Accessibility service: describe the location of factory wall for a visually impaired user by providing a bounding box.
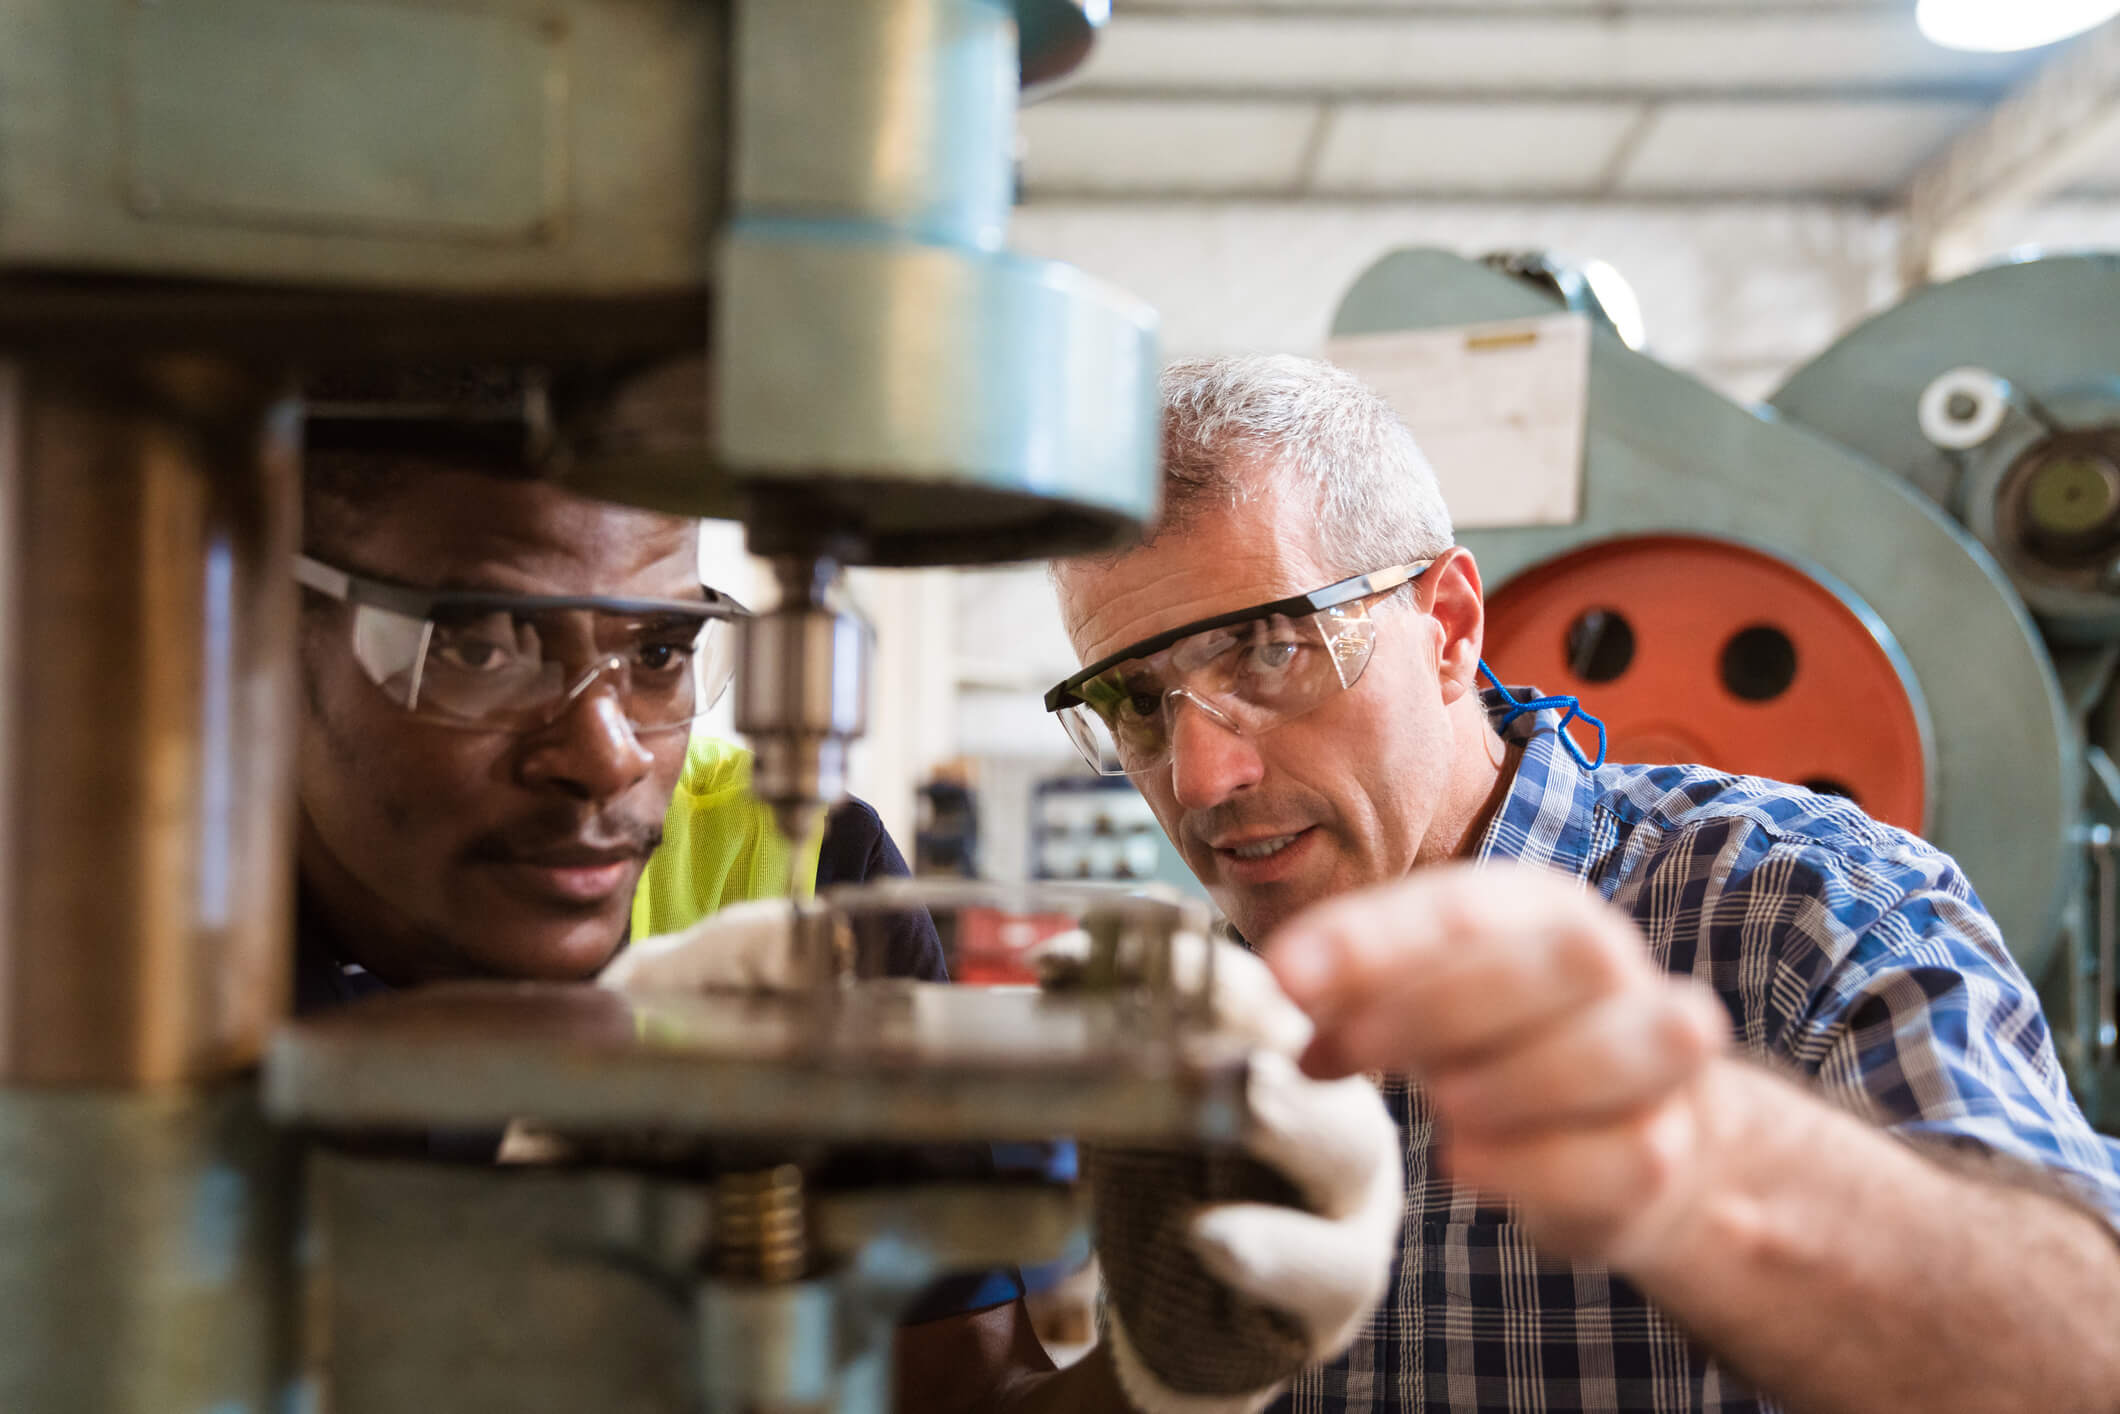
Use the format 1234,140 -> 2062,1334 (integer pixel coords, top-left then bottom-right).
710,198 -> 2120,869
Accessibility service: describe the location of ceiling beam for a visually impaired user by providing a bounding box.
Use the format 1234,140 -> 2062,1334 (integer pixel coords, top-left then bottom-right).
1901,20 -> 2120,286
1015,185 -> 1906,205
1052,82 -> 2008,103
1118,3 -> 1913,15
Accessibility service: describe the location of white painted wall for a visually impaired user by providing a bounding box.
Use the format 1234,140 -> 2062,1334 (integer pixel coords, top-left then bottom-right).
1014,200 -> 1908,404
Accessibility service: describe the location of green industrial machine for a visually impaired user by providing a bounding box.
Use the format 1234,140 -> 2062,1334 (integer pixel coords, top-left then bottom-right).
1333,248 -> 2120,1132
0,3 -> 1217,1411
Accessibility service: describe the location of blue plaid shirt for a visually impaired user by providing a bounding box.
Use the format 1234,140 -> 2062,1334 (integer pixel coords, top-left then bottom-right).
1274,691 -> 2120,1414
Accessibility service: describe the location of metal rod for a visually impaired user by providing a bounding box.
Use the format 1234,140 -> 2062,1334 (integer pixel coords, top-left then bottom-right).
0,359 -> 297,1086
2095,825 -> 2119,1065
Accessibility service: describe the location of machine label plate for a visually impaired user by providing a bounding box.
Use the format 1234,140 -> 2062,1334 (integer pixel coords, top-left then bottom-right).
1328,313 -> 1591,529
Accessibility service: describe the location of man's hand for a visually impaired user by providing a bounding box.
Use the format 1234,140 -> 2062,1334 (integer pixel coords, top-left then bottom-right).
1264,862 -> 1729,1268
1067,932 -> 1403,1414
595,898 -> 807,993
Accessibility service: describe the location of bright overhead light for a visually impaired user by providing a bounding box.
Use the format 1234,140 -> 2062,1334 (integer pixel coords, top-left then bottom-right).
1917,0 -> 2120,51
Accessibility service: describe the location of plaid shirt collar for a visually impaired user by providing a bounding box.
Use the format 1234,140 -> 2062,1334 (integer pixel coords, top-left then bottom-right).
1470,686 -> 1609,886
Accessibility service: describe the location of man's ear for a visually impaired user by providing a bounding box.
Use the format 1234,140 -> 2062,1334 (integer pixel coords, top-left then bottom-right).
1423,548 -> 1486,706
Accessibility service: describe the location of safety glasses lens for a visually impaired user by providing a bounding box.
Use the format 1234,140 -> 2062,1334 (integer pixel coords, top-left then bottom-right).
349,603 -> 729,731
1058,602 -> 1383,774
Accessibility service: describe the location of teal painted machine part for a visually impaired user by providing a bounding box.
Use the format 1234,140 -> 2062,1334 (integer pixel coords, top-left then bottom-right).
1771,254 -> 2120,1124
1331,249 -> 2075,987
0,0 -> 1162,566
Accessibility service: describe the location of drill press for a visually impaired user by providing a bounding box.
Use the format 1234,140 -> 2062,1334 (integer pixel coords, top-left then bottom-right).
0,3 -> 1218,1410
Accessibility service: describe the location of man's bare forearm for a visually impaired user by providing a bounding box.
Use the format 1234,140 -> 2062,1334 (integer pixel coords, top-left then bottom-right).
1632,1060 -> 2120,1414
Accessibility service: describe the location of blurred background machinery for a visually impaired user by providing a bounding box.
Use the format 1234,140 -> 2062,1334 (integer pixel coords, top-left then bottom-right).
1331,247 -> 2120,1132
0,2 -> 1234,1411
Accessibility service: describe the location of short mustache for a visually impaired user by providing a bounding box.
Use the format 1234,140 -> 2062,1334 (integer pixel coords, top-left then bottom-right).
1183,796 -> 1319,849
463,812 -> 664,864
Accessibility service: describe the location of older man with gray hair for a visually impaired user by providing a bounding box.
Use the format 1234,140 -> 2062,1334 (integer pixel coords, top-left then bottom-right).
1041,354 -> 2120,1414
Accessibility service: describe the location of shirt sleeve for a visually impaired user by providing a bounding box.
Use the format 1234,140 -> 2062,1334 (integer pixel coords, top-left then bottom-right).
1785,853 -> 2120,1230
817,798 -> 948,982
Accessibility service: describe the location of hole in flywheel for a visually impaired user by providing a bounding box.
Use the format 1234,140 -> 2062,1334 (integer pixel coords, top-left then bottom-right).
1720,625 -> 1797,702
1802,778 -> 1858,805
1563,609 -> 1635,683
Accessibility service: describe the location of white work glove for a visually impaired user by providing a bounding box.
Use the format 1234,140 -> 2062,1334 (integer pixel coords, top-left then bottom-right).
1041,931 -> 1403,1414
595,898 -> 809,993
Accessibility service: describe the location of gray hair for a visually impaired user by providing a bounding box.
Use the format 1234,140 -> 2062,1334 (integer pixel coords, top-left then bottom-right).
1153,354 -> 1455,575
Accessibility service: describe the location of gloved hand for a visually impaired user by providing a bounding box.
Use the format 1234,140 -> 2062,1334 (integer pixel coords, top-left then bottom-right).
1052,931 -> 1404,1414
594,897 -> 810,993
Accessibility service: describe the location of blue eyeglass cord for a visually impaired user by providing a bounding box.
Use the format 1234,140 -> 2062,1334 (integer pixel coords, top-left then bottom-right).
1479,660 -> 1608,771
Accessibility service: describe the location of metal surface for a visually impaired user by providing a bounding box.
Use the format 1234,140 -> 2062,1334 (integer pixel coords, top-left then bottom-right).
0,1086 -> 297,1413
1772,256 -> 2120,642
701,1279 -> 862,1414
736,557 -> 874,847
704,236 -> 1163,564
0,359 -> 296,1085
589,0 -> 1159,848
1483,534 -> 1934,832
1333,249 -> 2076,979
0,0 -> 1103,295
268,980 -> 1249,1144
310,1150 -> 1089,1414
0,2 -> 1164,1410
579,0 -> 1161,559
2092,826 -> 2119,1067
713,1167 -> 809,1283
0,0 -> 722,294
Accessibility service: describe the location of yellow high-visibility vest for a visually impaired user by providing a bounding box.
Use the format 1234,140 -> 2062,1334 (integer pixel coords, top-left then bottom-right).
629,734 -> 824,939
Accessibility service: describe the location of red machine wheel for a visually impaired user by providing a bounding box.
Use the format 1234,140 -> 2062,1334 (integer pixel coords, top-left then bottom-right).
1483,535 -> 1929,831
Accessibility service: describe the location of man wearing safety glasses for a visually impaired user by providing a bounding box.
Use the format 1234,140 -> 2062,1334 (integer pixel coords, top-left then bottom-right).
290,373 -> 1037,1408
294,374 -> 944,998
1039,356 -> 2120,1414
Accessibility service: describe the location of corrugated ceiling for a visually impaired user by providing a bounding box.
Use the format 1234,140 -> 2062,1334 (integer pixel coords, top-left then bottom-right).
1021,1 -> 2060,200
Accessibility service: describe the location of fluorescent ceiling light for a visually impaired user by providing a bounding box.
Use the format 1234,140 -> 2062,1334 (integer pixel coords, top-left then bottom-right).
1918,0 -> 2120,51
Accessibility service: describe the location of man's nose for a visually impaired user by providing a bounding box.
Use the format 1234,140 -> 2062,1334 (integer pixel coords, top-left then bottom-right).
1166,692 -> 1264,811
515,680 -> 654,803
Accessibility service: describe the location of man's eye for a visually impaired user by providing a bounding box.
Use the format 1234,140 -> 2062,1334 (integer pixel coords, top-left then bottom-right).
1247,640 -> 1301,672
1118,687 -> 1163,719
434,635 -> 516,672
633,641 -> 694,674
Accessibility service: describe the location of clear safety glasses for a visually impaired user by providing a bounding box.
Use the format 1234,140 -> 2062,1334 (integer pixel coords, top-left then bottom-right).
295,555 -> 745,734
1044,561 -> 1434,776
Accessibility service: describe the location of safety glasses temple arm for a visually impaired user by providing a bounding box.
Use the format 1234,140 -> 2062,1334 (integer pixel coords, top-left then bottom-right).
293,553 -> 745,623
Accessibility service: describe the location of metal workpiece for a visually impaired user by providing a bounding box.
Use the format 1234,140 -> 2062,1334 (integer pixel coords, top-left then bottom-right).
822,877 -> 1218,1004
267,980 -> 1251,1145
1333,250 -> 2076,981
0,359 -> 297,1086
0,1085 -> 298,1413
270,878 -> 1231,1142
